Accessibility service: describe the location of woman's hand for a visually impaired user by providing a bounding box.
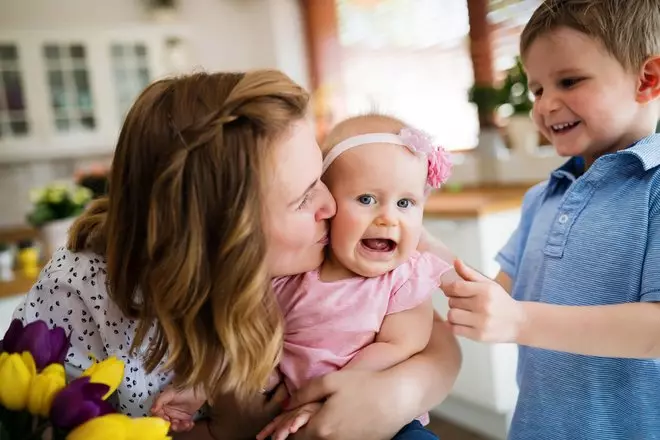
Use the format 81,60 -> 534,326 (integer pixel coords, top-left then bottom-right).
285,369 -> 407,440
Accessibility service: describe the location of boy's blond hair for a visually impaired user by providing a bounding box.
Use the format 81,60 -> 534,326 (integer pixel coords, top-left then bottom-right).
520,0 -> 660,71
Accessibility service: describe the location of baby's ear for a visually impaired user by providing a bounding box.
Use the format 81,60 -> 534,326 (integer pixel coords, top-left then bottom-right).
636,55 -> 660,104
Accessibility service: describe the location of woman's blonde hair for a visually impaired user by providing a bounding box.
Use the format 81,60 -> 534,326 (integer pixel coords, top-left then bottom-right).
68,70 -> 309,402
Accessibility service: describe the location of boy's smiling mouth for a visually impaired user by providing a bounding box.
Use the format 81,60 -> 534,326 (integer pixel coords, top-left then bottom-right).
550,121 -> 581,133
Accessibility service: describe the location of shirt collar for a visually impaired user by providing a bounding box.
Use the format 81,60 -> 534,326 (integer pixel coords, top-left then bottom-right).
549,133 -> 660,183
618,133 -> 660,171
550,156 -> 584,183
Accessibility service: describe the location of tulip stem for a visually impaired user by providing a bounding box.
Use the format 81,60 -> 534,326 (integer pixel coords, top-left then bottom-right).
26,418 -> 50,440
0,409 -> 32,439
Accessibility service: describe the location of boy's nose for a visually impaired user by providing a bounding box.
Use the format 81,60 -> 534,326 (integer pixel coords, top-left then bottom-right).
537,92 -> 561,116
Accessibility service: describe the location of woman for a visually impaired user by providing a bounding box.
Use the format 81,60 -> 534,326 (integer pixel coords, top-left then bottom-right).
13,70 -> 460,439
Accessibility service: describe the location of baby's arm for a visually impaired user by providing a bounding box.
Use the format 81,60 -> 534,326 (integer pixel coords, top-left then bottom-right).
345,297 -> 434,371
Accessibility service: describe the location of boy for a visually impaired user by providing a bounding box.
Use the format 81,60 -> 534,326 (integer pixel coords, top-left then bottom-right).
444,1 -> 660,439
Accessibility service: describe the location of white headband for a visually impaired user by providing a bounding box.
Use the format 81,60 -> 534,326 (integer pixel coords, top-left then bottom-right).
322,133 -> 405,174
321,128 -> 453,188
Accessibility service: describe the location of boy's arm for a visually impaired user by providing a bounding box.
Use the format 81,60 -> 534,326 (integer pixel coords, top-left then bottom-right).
516,301 -> 660,358
445,260 -> 660,358
345,298 -> 434,371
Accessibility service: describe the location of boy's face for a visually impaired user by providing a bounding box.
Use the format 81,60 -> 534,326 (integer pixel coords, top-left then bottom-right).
324,143 -> 427,278
524,26 -> 645,164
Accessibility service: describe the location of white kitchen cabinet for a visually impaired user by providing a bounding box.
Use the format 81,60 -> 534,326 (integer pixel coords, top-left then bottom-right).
424,208 -> 521,439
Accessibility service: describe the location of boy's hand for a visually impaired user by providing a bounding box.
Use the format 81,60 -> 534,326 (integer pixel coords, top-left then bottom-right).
256,402 -> 322,440
150,385 -> 205,432
442,259 -> 525,343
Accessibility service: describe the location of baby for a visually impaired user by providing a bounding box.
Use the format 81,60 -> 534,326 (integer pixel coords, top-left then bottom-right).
152,114 -> 454,440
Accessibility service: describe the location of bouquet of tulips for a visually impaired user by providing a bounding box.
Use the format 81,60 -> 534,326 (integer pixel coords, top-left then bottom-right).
0,319 -> 171,439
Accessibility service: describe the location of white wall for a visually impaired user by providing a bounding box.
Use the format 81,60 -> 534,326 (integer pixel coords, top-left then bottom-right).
0,0 -> 309,83
0,0 -> 310,227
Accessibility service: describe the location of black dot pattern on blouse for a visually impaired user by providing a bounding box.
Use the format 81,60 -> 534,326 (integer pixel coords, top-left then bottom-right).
12,247 -> 173,417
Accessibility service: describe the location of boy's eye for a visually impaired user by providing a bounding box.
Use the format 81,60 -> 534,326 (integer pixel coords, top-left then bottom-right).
397,199 -> 414,209
357,194 -> 376,205
531,87 -> 543,98
559,77 -> 583,89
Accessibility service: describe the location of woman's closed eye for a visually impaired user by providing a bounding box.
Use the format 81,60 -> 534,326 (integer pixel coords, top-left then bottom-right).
297,191 -> 314,210
357,194 -> 376,206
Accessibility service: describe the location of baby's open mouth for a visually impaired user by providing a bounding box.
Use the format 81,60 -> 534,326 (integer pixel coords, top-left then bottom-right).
361,238 -> 397,252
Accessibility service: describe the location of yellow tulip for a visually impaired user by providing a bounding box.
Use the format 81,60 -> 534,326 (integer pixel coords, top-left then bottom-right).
27,363 -> 66,417
126,417 -> 171,440
66,414 -> 129,440
81,355 -> 125,400
66,414 -> 171,440
0,351 -> 36,411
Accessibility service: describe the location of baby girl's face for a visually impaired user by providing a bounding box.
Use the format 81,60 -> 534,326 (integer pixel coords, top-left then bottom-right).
324,142 -> 427,277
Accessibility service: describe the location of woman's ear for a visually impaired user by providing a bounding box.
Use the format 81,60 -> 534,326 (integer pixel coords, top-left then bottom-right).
636,55 -> 660,104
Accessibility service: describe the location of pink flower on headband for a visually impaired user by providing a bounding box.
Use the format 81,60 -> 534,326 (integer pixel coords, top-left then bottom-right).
399,127 -> 452,188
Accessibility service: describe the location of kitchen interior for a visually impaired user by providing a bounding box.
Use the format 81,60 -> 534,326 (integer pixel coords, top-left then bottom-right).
3,0 -> 657,438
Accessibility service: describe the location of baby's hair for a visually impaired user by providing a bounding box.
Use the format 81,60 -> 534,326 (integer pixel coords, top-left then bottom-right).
322,112 -> 409,157
521,0 -> 660,71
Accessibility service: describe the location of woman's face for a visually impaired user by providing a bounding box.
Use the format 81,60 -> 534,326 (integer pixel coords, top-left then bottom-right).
262,119 -> 336,277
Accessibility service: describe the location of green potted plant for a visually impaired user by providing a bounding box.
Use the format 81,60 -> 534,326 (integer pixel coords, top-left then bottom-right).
75,165 -> 109,199
499,56 -> 539,154
468,83 -> 506,129
27,182 -> 93,258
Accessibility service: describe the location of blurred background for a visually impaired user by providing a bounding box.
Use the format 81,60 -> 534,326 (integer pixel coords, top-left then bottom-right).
0,1 -> 658,438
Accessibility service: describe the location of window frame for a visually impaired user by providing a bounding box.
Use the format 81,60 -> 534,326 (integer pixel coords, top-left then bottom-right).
0,25 -> 185,163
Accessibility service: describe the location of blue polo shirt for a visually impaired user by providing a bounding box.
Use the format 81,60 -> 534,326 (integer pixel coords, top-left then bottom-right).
496,134 -> 660,440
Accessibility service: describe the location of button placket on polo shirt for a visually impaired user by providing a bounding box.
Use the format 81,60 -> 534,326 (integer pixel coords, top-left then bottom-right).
543,159 -> 608,258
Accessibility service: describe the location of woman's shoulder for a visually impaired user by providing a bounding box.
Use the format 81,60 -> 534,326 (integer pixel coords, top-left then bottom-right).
13,247 -> 170,417
13,247 -> 117,367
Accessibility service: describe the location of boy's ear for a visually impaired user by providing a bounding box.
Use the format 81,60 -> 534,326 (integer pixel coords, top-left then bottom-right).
636,55 -> 660,103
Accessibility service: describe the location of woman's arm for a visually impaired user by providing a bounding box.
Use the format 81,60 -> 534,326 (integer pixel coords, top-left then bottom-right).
287,312 -> 461,440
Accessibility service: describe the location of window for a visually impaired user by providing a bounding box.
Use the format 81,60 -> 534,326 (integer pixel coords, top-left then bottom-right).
337,0 -> 478,151
489,0 -> 542,73
110,43 -> 151,119
43,43 -> 95,132
0,44 -> 29,138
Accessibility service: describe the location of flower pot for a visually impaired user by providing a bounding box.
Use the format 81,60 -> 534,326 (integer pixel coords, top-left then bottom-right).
40,217 -> 75,258
0,249 -> 14,281
506,114 -> 539,155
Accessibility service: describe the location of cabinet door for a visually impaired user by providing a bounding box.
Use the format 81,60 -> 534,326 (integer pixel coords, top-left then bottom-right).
423,213 -> 520,413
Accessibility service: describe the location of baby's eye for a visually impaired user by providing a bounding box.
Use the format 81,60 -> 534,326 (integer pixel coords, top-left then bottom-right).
397,199 -> 414,209
357,194 -> 376,205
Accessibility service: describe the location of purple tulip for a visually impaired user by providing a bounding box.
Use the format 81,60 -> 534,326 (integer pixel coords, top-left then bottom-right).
0,319 -> 69,371
50,377 -> 116,429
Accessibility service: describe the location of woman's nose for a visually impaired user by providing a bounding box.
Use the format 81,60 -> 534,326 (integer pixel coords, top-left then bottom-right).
315,182 -> 336,221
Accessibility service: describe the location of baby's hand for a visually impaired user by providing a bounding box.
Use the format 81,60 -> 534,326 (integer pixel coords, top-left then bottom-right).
150,385 -> 206,432
256,402 -> 323,440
